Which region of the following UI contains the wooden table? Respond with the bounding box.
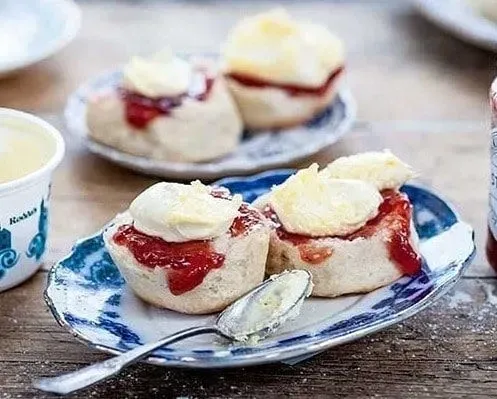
[1,1,497,397]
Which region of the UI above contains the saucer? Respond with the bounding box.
[413,0,497,51]
[0,0,81,77]
[65,68,356,180]
[44,170,475,368]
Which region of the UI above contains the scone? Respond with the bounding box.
[87,50,243,162]
[103,181,270,314]
[255,151,421,298]
[222,8,345,130]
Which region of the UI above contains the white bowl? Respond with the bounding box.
[0,0,81,77]
[0,108,65,291]
[413,0,497,51]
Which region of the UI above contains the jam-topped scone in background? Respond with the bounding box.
[103,181,270,314]
[87,50,243,162]
[222,8,345,130]
[255,151,420,297]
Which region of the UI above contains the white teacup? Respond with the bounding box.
[0,108,65,291]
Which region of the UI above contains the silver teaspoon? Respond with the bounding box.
[34,270,312,395]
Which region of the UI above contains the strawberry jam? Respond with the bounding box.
[113,195,263,295]
[210,189,264,237]
[264,190,421,275]
[230,204,264,237]
[113,225,225,295]
[226,66,344,97]
[121,71,215,129]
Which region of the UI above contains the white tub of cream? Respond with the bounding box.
[0,108,65,291]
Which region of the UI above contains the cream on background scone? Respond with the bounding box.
[103,181,270,314]
[255,151,421,298]
[222,8,345,130]
[87,50,243,162]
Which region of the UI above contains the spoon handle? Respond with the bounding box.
[33,325,219,395]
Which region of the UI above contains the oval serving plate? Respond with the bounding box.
[45,170,475,368]
[413,0,497,51]
[64,68,355,180]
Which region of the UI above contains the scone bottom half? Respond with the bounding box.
[257,153,422,298]
[103,186,270,315]
[263,190,422,297]
[224,66,344,130]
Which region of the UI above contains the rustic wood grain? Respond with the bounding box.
[2,274,497,398]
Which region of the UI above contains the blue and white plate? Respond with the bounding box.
[45,170,475,368]
[65,68,355,180]
[0,0,81,77]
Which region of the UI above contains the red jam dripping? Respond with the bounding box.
[113,192,263,295]
[299,245,334,265]
[264,190,421,275]
[113,225,225,295]
[121,72,215,129]
[230,204,263,237]
[226,66,344,97]
[349,190,421,275]
[210,188,263,237]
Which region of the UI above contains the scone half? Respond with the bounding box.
[225,69,343,130]
[264,190,421,297]
[104,204,270,315]
[87,64,243,163]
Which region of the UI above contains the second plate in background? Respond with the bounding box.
[65,68,356,180]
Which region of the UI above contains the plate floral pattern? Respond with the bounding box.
[45,170,475,368]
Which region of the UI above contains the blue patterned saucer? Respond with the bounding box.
[64,66,355,180]
[45,170,475,368]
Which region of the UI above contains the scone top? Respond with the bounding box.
[258,151,416,237]
[222,8,345,87]
[129,181,243,242]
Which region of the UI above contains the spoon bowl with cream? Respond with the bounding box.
[0,108,64,291]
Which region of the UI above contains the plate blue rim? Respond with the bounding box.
[44,169,476,368]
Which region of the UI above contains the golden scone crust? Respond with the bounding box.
[265,222,419,297]
[103,212,270,314]
[86,77,243,162]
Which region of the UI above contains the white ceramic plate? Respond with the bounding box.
[44,170,475,368]
[0,0,81,77]
[413,0,497,50]
[65,68,356,180]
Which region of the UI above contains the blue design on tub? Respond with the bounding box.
[0,228,20,279]
[26,199,49,261]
